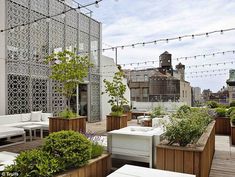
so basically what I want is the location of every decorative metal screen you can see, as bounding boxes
[6,0,101,121]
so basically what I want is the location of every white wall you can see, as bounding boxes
[0,0,6,115]
[131,101,186,113]
[100,55,130,120]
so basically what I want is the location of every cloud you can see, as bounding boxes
[77,0,235,92]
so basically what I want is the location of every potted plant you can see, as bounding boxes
[230,111,235,145]
[4,131,111,177]
[45,50,93,133]
[214,107,230,135]
[156,108,215,177]
[102,70,129,131]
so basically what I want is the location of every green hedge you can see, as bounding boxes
[215,108,227,117]
[4,131,104,177]
[164,108,212,146]
[43,131,91,170]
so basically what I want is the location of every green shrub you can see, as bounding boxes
[206,101,219,108]
[164,109,212,146]
[230,101,235,107]
[177,105,191,114]
[215,108,227,117]
[151,106,165,118]
[59,108,77,119]
[110,105,124,116]
[231,114,235,124]
[4,149,59,177]
[43,130,91,170]
[91,143,104,159]
[226,107,235,116]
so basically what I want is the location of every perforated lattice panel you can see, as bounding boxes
[6,0,101,121]
[8,74,30,114]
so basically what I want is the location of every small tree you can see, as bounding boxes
[103,71,128,116]
[45,50,93,117]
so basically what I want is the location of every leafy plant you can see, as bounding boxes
[91,142,104,159]
[227,107,235,116]
[102,71,128,116]
[206,101,219,108]
[230,114,235,124]
[230,101,235,107]
[45,50,93,118]
[215,108,227,117]
[4,149,59,177]
[177,105,191,114]
[59,108,76,119]
[43,130,91,170]
[163,109,212,146]
[151,106,165,118]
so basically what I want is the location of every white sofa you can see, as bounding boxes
[0,112,52,147]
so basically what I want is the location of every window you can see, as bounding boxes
[142,88,149,98]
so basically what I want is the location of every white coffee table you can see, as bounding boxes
[108,126,164,168]
[107,165,196,177]
[22,124,43,141]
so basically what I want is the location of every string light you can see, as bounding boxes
[0,0,104,33]
[100,27,235,51]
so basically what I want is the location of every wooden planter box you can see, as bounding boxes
[231,122,235,145]
[156,121,215,177]
[215,117,231,135]
[106,115,127,132]
[56,153,111,177]
[142,119,152,127]
[49,116,86,133]
[124,112,132,121]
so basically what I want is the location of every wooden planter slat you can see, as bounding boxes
[231,122,235,145]
[106,115,127,131]
[49,116,86,133]
[156,121,215,177]
[215,117,231,135]
[56,153,111,177]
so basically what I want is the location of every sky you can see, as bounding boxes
[77,0,235,92]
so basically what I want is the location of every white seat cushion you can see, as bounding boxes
[0,126,25,138]
[0,114,21,125]
[31,111,42,122]
[2,122,32,127]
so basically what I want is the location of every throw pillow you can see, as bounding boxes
[41,113,53,122]
[31,111,42,122]
[21,113,31,122]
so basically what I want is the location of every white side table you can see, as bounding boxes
[107,165,196,177]
[22,125,43,141]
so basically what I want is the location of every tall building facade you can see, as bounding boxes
[0,0,102,122]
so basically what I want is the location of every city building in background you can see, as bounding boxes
[0,0,102,122]
[125,51,192,106]
[192,87,202,106]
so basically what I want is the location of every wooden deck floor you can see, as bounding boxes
[209,135,235,177]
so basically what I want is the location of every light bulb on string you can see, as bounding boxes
[192,35,195,39]
[95,1,99,8]
[178,37,182,41]
[76,7,81,13]
[61,12,66,19]
[206,33,209,37]
[220,30,223,35]
[154,40,157,44]
[132,44,135,48]
[20,25,25,31]
[46,17,51,23]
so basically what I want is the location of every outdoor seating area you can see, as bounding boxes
[0,112,52,147]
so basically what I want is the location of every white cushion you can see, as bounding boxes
[0,126,25,138]
[41,113,53,122]
[0,115,21,125]
[21,113,31,122]
[31,111,42,122]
